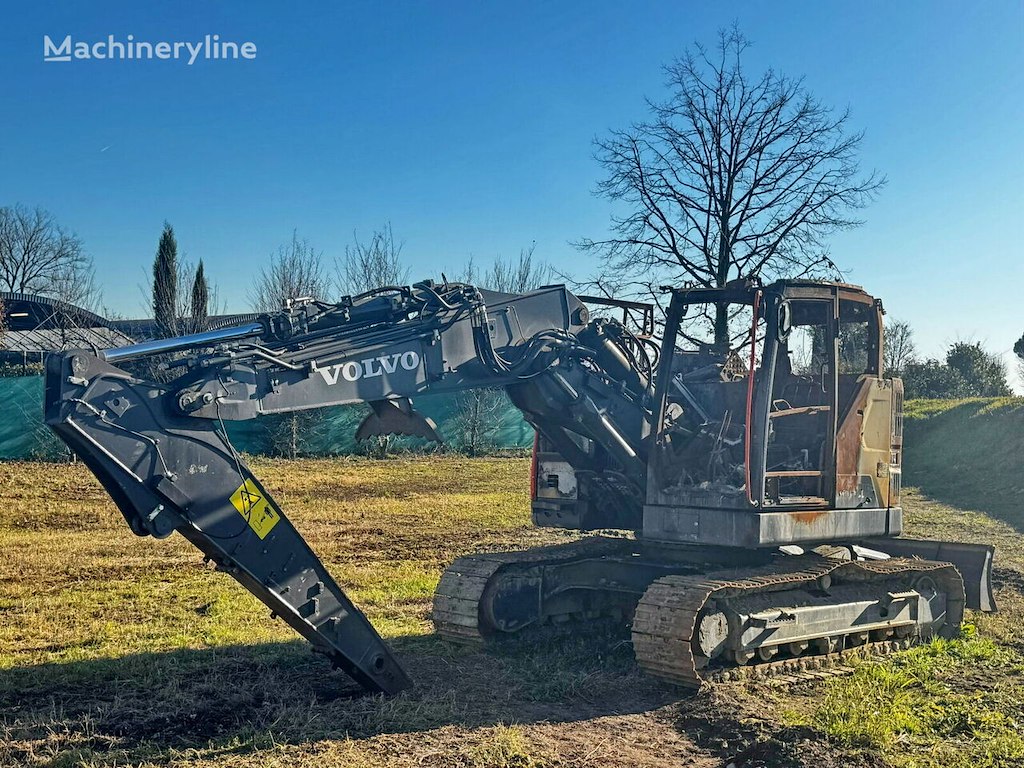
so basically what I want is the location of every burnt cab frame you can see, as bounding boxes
[643,279,900,547]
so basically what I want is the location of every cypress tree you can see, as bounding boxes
[190,260,209,333]
[153,222,178,338]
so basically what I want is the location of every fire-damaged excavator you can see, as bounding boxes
[44,278,996,694]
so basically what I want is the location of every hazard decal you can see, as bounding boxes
[229,478,280,539]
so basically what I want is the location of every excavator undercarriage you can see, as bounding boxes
[43,277,995,695]
[434,538,966,687]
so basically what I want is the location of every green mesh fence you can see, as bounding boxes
[0,375,534,460]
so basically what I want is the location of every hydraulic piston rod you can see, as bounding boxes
[102,322,265,363]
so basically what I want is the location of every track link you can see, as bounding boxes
[708,637,917,687]
[632,556,965,689]
[432,537,628,642]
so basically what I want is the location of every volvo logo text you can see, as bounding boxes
[316,351,420,385]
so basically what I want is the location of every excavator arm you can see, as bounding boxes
[44,280,655,693]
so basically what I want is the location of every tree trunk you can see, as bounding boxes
[714,228,731,347]
[714,303,730,347]
[470,395,481,456]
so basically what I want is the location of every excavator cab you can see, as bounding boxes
[528,280,905,548]
[642,280,903,547]
[508,279,988,687]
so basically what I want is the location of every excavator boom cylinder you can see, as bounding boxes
[102,322,265,362]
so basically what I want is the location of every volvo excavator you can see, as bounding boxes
[44,278,996,694]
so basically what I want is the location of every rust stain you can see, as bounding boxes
[790,510,828,525]
[835,380,873,492]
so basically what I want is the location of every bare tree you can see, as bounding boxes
[883,318,917,378]
[0,205,100,377]
[249,232,331,457]
[449,386,511,456]
[334,223,409,297]
[0,204,97,306]
[480,245,553,293]
[262,408,330,461]
[330,224,411,455]
[578,27,884,346]
[250,231,330,312]
[49,261,101,312]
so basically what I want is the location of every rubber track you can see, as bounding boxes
[631,555,966,689]
[432,537,628,642]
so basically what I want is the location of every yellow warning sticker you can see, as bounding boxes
[229,478,281,539]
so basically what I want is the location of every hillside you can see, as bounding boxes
[903,397,1024,532]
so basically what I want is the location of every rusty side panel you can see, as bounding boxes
[860,380,897,508]
[535,458,579,500]
[835,378,873,496]
[889,379,904,506]
[835,377,897,508]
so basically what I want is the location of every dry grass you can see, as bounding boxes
[0,458,701,768]
[1,457,1022,767]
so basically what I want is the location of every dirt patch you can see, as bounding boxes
[675,689,887,768]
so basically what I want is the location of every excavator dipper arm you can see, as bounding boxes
[46,351,414,693]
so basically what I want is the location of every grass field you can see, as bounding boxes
[1,445,1023,766]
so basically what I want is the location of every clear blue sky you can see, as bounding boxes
[2,2,1022,382]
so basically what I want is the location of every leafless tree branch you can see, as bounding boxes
[333,222,410,297]
[249,231,330,312]
[0,204,98,309]
[577,25,885,345]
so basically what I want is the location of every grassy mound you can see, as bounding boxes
[903,397,1024,531]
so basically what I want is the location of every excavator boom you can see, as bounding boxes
[46,349,415,692]
[44,281,652,692]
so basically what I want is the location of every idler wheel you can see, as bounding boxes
[695,603,729,659]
